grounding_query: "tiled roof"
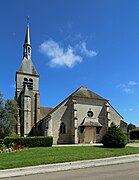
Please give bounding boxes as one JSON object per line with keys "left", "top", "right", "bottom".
{"left": 72, "top": 86, "right": 107, "bottom": 101}
{"left": 40, "top": 106, "right": 53, "bottom": 119}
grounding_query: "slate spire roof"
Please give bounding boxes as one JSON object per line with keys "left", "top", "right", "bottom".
{"left": 17, "top": 21, "right": 39, "bottom": 76}
{"left": 24, "top": 23, "right": 31, "bottom": 47}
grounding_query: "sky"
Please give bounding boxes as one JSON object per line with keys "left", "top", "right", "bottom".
{"left": 0, "top": 0, "right": 139, "bottom": 126}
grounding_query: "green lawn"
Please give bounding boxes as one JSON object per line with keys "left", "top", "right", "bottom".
{"left": 0, "top": 146, "right": 139, "bottom": 170}
{"left": 133, "top": 140, "right": 139, "bottom": 143}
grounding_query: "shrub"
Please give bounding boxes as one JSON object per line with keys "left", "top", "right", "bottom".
{"left": 0, "top": 139, "right": 4, "bottom": 149}
{"left": 0, "top": 139, "right": 4, "bottom": 144}
{"left": 4, "top": 136, "right": 53, "bottom": 148}
{"left": 102, "top": 124, "right": 128, "bottom": 148}
{"left": 130, "top": 130, "right": 139, "bottom": 140}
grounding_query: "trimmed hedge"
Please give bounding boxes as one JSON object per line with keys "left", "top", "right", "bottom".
{"left": 0, "top": 139, "right": 4, "bottom": 148}
{"left": 130, "top": 130, "right": 139, "bottom": 140}
{"left": 0, "top": 139, "right": 4, "bottom": 144}
{"left": 4, "top": 136, "right": 53, "bottom": 148}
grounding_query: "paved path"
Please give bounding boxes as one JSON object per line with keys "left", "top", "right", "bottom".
{"left": 127, "top": 143, "right": 139, "bottom": 147}
{"left": 3, "top": 161, "right": 139, "bottom": 180}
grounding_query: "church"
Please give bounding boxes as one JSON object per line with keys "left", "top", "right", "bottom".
{"left": 15, "top": 23, "right": 127, "bottom": 144}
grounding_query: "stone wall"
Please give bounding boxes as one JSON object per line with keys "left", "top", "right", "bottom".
{"left": 39, "top": 97, "right": 125, "bottom": 144}
{"left": 109, "top": 104, "right": 123, "bottom": 126}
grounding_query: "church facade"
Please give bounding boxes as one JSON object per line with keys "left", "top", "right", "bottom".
{"left": 15, "top": 23, "right": 127, "bottom": 143}
{"left": 35, "top": 86, "right": 126, "bottom": 144}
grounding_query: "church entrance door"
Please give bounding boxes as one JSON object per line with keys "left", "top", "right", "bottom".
{"left": 84, "top": 127, "right": 94, "bottom": 144}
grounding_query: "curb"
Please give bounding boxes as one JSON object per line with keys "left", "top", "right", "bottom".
{"left": 0, "top": 154, "right": 139, "bottom": 179}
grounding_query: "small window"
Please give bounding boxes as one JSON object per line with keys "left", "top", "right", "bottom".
{"left": 23, "top": 78, "right": 28, "bottom": 89}
{"left": 80, "top": 126, "right": 85, "bottom": 134}
{"left": 96, "top": 127, "right": 101, "bottom": 134}
{"left": 29, "top": 79, "right": 33, "bottom": 82}
{"left": 87, "top": 110, "right": 93, "bottom": 117}
{"left": 60, "top": 122, "right": 66, "bottom": 134}
{"left": 46, "top": 122, "right": 49, "bottom": 129}
{"left": 24, "top": 78, "right": 28, "bottom": 81}
{"left": 28, "top": 79, "right": 33, "bottom": 90}
{"left": 23, "top": 78, "right": 33, "bottom": 90}
{"left": 28, "top": 47, "right": 30, "bottom": 53}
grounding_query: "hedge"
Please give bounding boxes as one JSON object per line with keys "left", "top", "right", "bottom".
{"left": 4, "top": 136, "right": 53, "bottom": 148}
{"left": 0, "top": 139, "right": 4, "bottom": 144}
{"left": 130, "top": 130, "right": 139, "bottom": 140}
{"left": 0, "top": 139, "right": 4, "bottom": 148}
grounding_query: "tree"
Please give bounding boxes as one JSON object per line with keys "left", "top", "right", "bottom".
{"left": 0, "top": 92, "right": 4, "bottom": 118}
{"left": 128, "top": 123, "right": 136, "bottom": 131}
{"left": 0, "top": 92, "right": 19, "bottom": 138}
{"left": 102, "top": 124, "right": 128, "bottom": 148}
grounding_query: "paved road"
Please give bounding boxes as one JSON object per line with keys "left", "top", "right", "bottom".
{"left": 3, "top": 161, "right": 139, "bottom": 180}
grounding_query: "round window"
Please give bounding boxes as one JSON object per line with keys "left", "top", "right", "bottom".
{"left": 87, "top": 110, "right": 93, "bottom": 117}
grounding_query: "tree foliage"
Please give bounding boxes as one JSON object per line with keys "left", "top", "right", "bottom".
{"left": 128, "top": 123, "right": 136, "bottom": 131}
{"left": 102, "top": 124, "right": 128, "bottom": 148}
{"left": 0, "top": 92, "right": 18, "bottom": 138}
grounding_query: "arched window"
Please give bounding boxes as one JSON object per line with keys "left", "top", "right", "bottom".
{"left": 29, "top": 78, "right": 33, "bottom": 82}
{"left": 23, "top": 78, "right": 28, "bottom": 89}
{"left": 23, "top": 78, "right": 33, "bottom": 90}
{"left": 28, "top": 78, "right": 33, "bottom": 90}
{"left": 24, "top": 78, "right": 28, "bottom": 81}
{"left": 60, "top": 122, "right": 66, "bottom": 134}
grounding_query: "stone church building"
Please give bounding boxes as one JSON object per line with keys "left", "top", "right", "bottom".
{"left": 15, "top": 23, "right": 127, "bottom": 144}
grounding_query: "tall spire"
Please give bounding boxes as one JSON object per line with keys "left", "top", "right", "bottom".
{"left": 23, "top": 17, "right": 32, "bottom": 59}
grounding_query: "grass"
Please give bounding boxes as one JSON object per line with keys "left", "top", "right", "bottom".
{"left": 0, "top": 146, "right": 139, "bottom": 170}
{"left": 132, "top": 140, "right": 139, "bottom": 143}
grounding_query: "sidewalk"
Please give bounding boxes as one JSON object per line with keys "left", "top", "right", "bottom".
{"left": 1, "top": 153, "right": 139, "bottom": 179}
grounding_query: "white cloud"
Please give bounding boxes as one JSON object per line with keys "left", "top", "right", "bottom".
{"left": 117, "top": 84, "right": 126, "bottom": 89}
{"left": 79, "top": 42, "right": 98, "bottom": 57}
{"left": 128, "top": 81, "right": 137, "bottom": 86}
{"left": 39, "top": 40, "right": 82, "bottom": 68}
{"left": 117, "top": 81, "right": 138, "bottom": 94}
{"left": 124, "top": 108, "right": 133, "bottom": 112}
{"left": 122, "top": 88, "right": 133, "bottom": 94}
{"left": 128, "top": 108, "right": 133, "bottom": 111}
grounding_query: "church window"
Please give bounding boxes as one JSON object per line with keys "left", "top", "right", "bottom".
{"left": 28, "top": 79, "right": 33, "bottom": 90}
{"left": 23, "top": 78, "right": 28, "bottom": 89}
{"left": 23, "top": 78, "right": 33, "bottom": 90}
{"left": 29, "top": 78, "right": 33, "bottom": 82}
{"left": 24, "top": 78, "right": 28, "bottom": 81}
{"left": 87, "top": 110, "right": 93, "bottom": 117}
{"left": 96, "top": 127, "right": 101, "bottom": 134}
{"left": 80, "top": 126, "right": 85, "bottom": 133}
{"left": 60, "top": 122, "right": 66, "bottom": 134}
{"left": 46, "top": 122, "right": 49, "bottom": 129}
{"left": 28, "top": 47, "right": 30, "bottom": 54}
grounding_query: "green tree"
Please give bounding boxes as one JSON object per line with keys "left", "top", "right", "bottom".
{"left": 0, "top": 92, "right": 4, "bottom": 117}
{"left": 102, "top": 124, "right": 128, "bottom": 148}
{"left": 128, "top": 123, "right": 136, "bottom": 131}
{"left": 0, "top": 92, "right": 18, "bottom": 138}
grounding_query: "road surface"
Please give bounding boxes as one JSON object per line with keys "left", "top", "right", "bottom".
{"left": 3, "top": 161, "right": 139, "bottom": 180}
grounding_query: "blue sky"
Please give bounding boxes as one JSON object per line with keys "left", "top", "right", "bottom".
{"left": 0, "top": 0, "right": 139, "bottom": 125}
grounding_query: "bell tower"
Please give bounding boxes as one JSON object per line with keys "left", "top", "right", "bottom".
{"left": 15, "top": 21, "right": 40, "bottom": 136}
